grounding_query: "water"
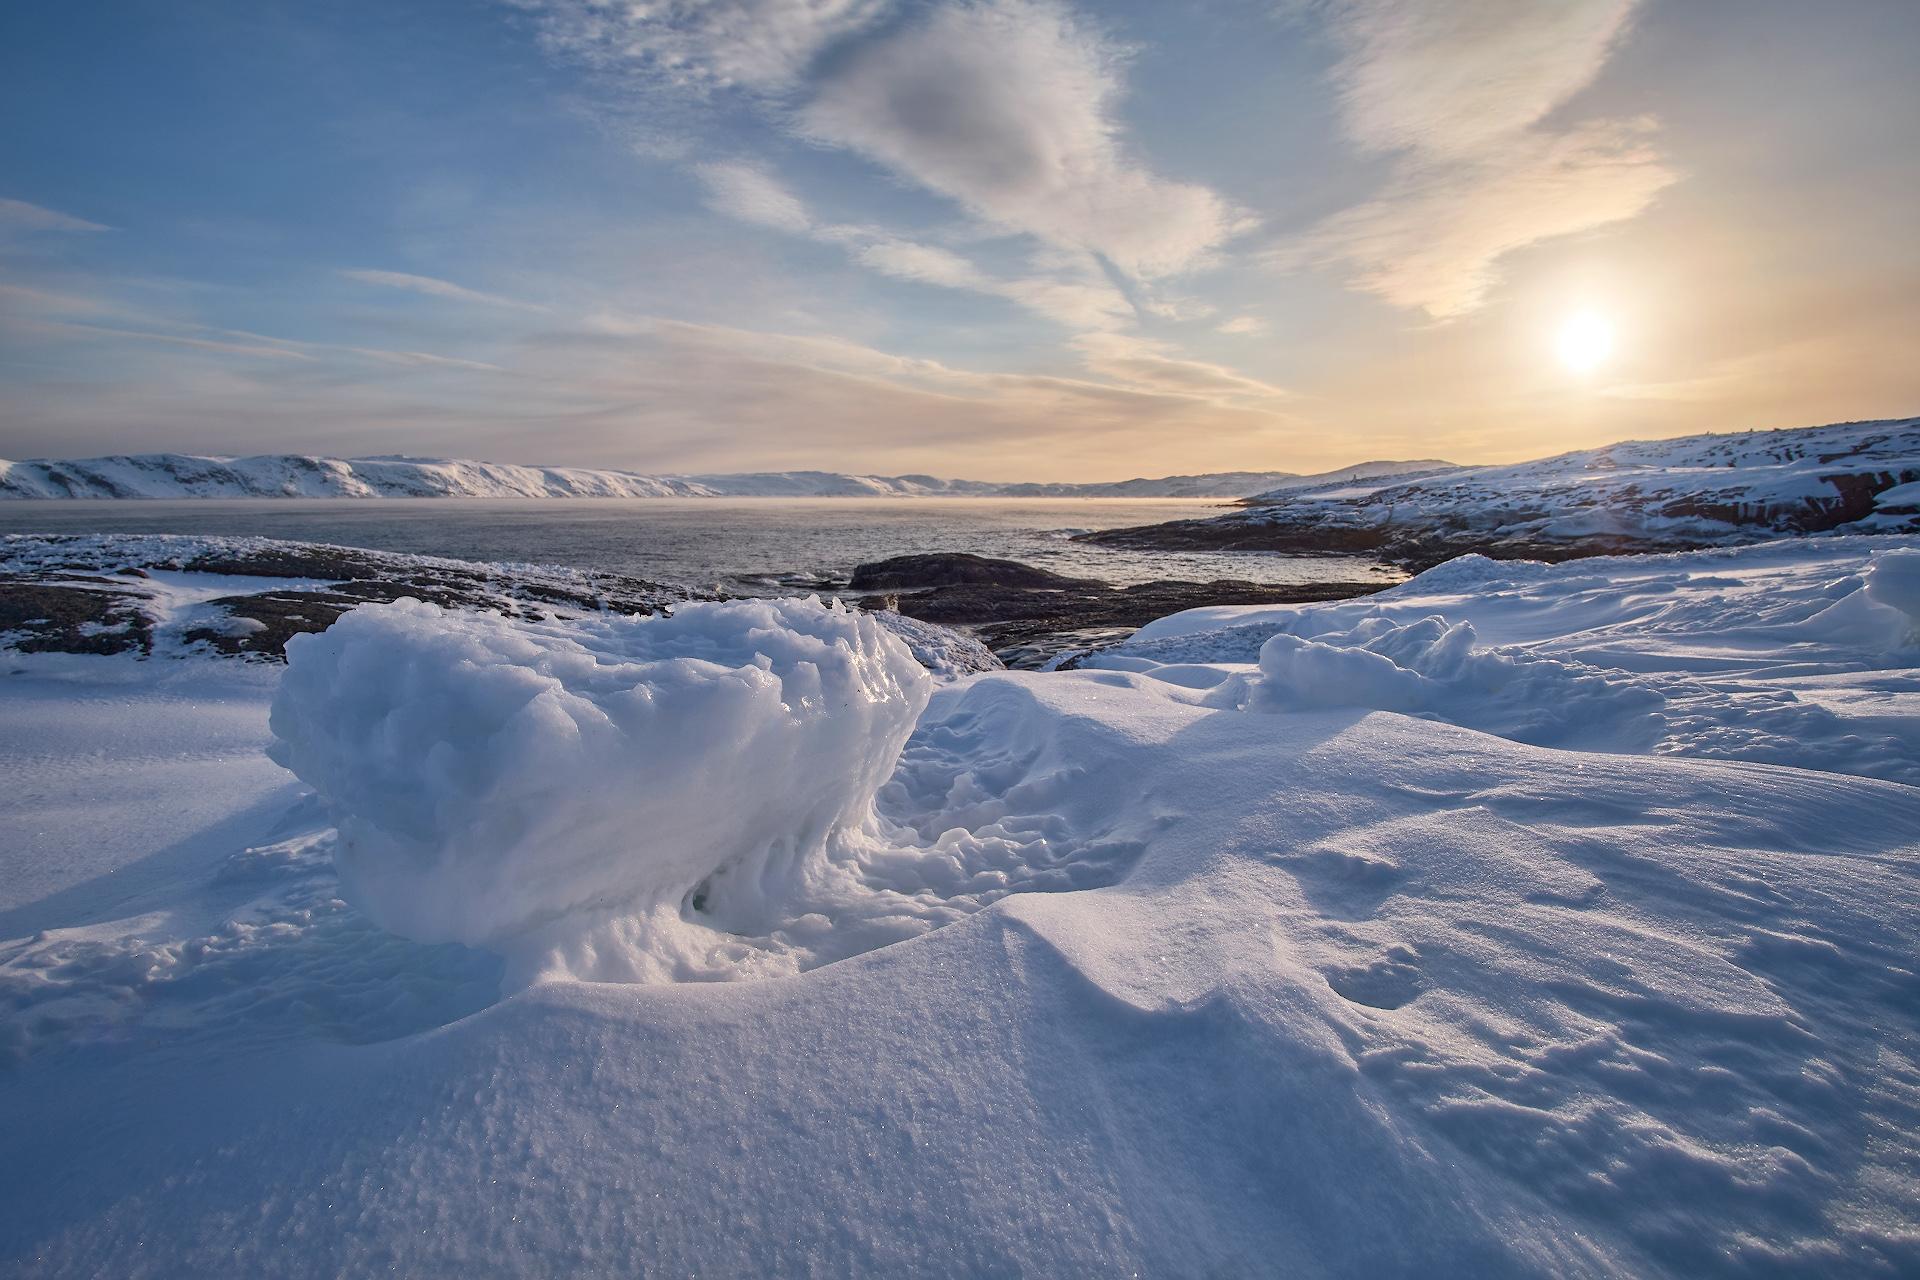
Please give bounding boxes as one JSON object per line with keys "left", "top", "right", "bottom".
{"left": 0, "top": 498, "right": 1400, "bottom": 590}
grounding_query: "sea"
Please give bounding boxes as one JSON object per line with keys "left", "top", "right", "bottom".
{"left": 0, "top": 497, "right": 1401, "bottom": 592}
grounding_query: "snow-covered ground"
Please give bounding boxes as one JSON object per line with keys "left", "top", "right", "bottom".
{"left": 5, "top": 536, "right": 1920, "bottom": 1275}
{"left": 1096, "top": 417, "right": 1920, "bottom": 565}
{"left": 0, "top": 452, "right": 1301, "bottom": 500}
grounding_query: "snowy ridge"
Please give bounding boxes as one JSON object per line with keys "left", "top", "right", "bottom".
{"left": 1227, "top": 416, "right": 1920, "bottom": 551}
{"left": 0, "top": 453, "right": 1301, "bottom": 500}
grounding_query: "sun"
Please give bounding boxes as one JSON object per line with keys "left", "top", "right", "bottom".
{"left": 1556, "top": 310, "right": 1615, "bottom": 374}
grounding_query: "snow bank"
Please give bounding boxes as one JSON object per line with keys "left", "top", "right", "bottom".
{"left": 1867, "top": 548, "right": 1920, "bottom": 638}
{"left": 1250, "top": 615, "right": 1665, "bottom": 747}
{"left": 268, "top": 597, "right": 930, "bottom": 969}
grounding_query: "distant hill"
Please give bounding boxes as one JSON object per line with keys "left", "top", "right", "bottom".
{"left": 0, "top": 453, "right": 1305, "bottom": 501}
{"left": 1081, "top": 416, "right": 1920, "bottom": 567}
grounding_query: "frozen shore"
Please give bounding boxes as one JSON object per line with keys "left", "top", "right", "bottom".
{"left": 4, "top": 533, "right": 1920, "bottom": 1275}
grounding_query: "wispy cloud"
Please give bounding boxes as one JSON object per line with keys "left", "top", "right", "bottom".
{"left": 3, "top": 290, "right": 504, "bottom": 372}
{"left": 1291, "top": 118, "right": 1674, "bottom": 317}
{"left": 1328, "top": 0, "right": 1640, "bottom": 156}
{"left": 1071, "top": 332, "right": 1292, "bottom": 406}
{"left": 519, "top": 0, "right": 889, "bottom": 94}
{"left": 800, "top": 0, "right": 1244, "bottom": 280}
{"left": 1276, "top": 0, "right": 1676, "bottom": 317}
{"left": 693, "top": 160, "right": 1136, "bottom": 328}
{"left": 339, "top": 268, "right": 545, "bottom": 312}
{"left": 0, "top": 197, "right": 110, "bottom": 239}
{"left": 13, "top": 319, "right": 319, "bottom": 361}
{"left": 694, "top": 161, "right": 815, "bottom": 234}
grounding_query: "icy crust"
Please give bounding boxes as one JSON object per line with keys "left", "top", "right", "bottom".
{"left": 268, "top": 597, "right": 932, "bottom": 977}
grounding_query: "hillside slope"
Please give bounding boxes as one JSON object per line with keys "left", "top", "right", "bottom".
{"left": 1087, "top": 416, "right": 1920, "bottom": 566}
{"left": 0, "top": 454, "right": 1300, "bottom": 501}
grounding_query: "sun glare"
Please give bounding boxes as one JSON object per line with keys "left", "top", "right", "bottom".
{"left": 1556, "top": 310, "right": 1614, "bottom": 374}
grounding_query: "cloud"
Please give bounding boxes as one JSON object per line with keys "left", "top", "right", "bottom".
{"left": 694, "top": 162, "right": 816, "bottom": 234}
{"left": 11, "top": 319, "right": 319, "bottom": 361}
{"left": 1071, "top": 332, "right": 1291, "bottom": 405}
{"left": 4, "top": 290, "right": 504, "bottom": 372}
{"left": 1216, "top": 315, "right": 1268, "bottom": 336}
{"left": 0, "top": 197, "right": 110, "bottom": 240}
{"left": 498, "top": 314, "right": 1297, "bottom": 473}
{"left": 339, "top": 268, "right": 543, "bottom": 311}
{"left": 692, "top": 160, "right": 1136, "bottom": 327}
{"left": 1276, "top": 0, "right": 1675, "bottom": 317}
{"left": 1326, "top": 0, "right": 1640, "bottom": 157}
{"left": 800, "top": 0, "right": 1243, "bottom": 279}
{"left": 518, "top": 0, "right": 888, "bottom": 94}
{"left": 1293, "top": 118, "right": 1676, "bottom": 317}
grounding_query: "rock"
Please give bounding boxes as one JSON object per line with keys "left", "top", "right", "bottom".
{"left": 849, "top": 553, "right": 1093, "bottom": 591}
{"left": 868, "top": 575, "right": 1388, "bottom": 668}
{"left": 0, "top": 578, "right": 154, "bottom": 656}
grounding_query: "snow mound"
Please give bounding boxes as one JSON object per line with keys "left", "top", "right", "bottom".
{"left": 268, "top": 597, "right": 931, "bottom": 976}
{"left": 1867, "top": 548, "right": 1920, "bottom": 639}
{"left": 1250, "top": 615, "right": 1666, "bottom": 748}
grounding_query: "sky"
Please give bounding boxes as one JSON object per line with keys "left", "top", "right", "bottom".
{"left": 1, "top": 0, "right": 1916, "bottom": 481}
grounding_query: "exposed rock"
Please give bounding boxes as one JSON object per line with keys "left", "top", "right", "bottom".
{"left": 866, "top": 567, "right": 1387, "bottom": 667}
{"left": 0, "top": 577, "right": 154, "bottom": 656}
{"left": 850, "top": 553, "right": 1094, "bottom": 591}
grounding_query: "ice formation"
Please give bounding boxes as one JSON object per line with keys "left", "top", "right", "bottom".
{"left": 267, "top": 596, "right": 931, "bottom": 974}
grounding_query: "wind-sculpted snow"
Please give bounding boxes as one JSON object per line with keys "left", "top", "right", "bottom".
{"left": 1248, "top": 616, "right": 1667, "bottom": 749}
{"left": 1113, "top": 535, "right": 1920, "bottom": 784}
{"left": 6, "top": 538, "right": 1920, "bottom": 1275}
{"left": 1868, "top": 547, "right": 1920, "bottom": 639}
{"left": 268, "top": 597, "right": 933, "bottom": 984}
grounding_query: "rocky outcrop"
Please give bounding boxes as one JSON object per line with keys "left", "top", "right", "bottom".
{"left": 859, "top": 558, "right": 1388, "bottom": 666}
{"left": 849, "top": 553, "right": 1094, "bottom": 591}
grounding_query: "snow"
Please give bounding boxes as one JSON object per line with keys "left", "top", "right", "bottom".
{"left": 0, "top": 453, "right": 1298, "bottom": 500}
{"left": 1867, "top": 548, "right": 1920, "bottom": 636}
{"left": 268, "top": 597, "right": 932, "bottom": 985}
{"left": 5, "top": 534, "right": 1920, "bottom": 1275}
{"left": 1221, "top": 416, "right": 1920, "bottom": 552}
{"left": 1116, "top": 537, "right": 1920, "bottom": 783}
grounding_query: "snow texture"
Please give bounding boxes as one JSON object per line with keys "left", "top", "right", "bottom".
{"left": 5, "top": 534, "right": 1920, "bottom": 1276}
{"left": 268, "top": 597, "right": 931, "bottom": 981}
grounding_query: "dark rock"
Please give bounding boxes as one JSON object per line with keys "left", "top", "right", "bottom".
{"left": 868, "top": 575, "right": 1388, "bottom": 667}
{"left": 850, "top": 553, "right": 1094, "bottom": 591}
{"left": 5, "top": 536, "right": 702, "bottom": 663}
{"left": 0, "top": 579, "right": 153, "bottom": 656}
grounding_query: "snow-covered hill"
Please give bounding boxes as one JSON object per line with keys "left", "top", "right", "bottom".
{"left": 0, "top": 453, "right": 1301, "bottom": 500}
{"left": 1089, "top": 416, "right": 1920, "bottom": 564}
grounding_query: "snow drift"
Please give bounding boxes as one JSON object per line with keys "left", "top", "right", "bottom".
{"left": 9, "top": 535, "right": 1920, "bottom": 1275}
{"left": 267, "top": 596, "right": 930, "bottom": 981}
{"left": 1249, "top": 615, "right": 1666, "bottom": 749}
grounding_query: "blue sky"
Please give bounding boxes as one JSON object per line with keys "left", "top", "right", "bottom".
{"left": 2, "top": 0, "right": 1916, "bottom": 479}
